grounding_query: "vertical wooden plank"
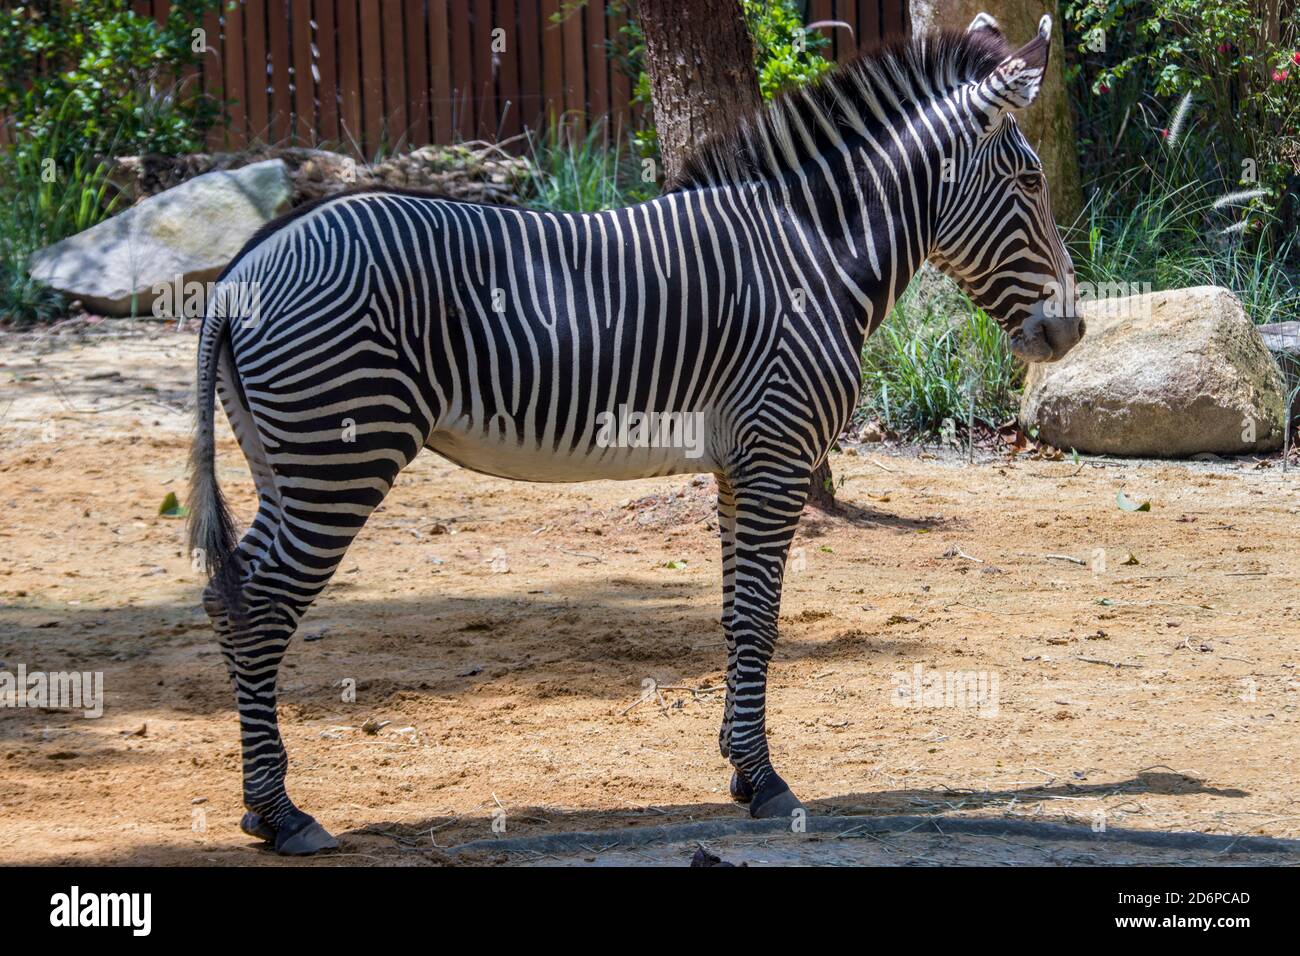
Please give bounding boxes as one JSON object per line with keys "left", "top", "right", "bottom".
{"left": 606, "top": 0, "right": 631, "bottom": 137}
{"left": 290, "top": 0, "right": 314, "bottom": 143}
{"left": 449, "top": 0, "right": 475, "bottom": 140}
{"left": 516, "top": 0, "right": 541, "bottom": 134}
{"left": 404, "top": 0, "right": 430, "bottom": 147}
{"left": 828, "top": 0, "right": 846, "bottom": 60}
{"left": 429, "top": 0, "right": 453, "bottom": 143}
{"left": 382, "top": 1, "right": 409, "bottom": 148}
{"left": 315, "top": 0, "right": 340, "bottom": 143}
{"left": 882, "top": 0, "right": 905, "bottom": 41}
{"left": 496, "top": 0, "right": 521, "bottom": 139}
{"left": 860, "top": 0, "right": 881, "bottom": 48}
{"left": 244, "top": 0, "right": 269, "bottom": 142}
{"left": 337, "top": 1, "right": 362, "bottom": 151}
{"left": 584, "top": 0, "right": 606, "bottom": 129}
{"left": 561, "top": 0, "right": 584, "bottom": 131}
{"left": 202, "top": 6, "right": 224, "bottom": 149}
{"left": 225, "top": 0, "right": 248, "bottom": 145}
{"left": 360, "top": 2, "right": 385, "bottom": 153}
{"left": 268, "top": 0, "right": 294, "bottom": 144}
{"left": 472, "top": 0, "right": 496, "bottom": 138}
{"left": 540, "top": 0, "right": 564, "bottom": 129}
{"left": 809, "top": 0, "right": 833, "bottom": 61}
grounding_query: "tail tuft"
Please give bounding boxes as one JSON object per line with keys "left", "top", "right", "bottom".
{"left": 188, "top": 299, "right": 243, "bottom": 618}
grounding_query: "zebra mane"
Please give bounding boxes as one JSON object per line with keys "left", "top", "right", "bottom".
{"left": 667, "top": 27, "right": 1013, "bottom": 192}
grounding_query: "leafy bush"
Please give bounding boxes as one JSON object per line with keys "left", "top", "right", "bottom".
{"left": 1063, "top": 0, "right": 1300, "bottom": 251}
{"left": 0, "top": 102, "right": 122, "bottom": 325}
{"left": 858, "top": 286, "right": 1023, "bottom": 438}
{"left": 0, "top": 0, "right": 222, "bottom": 166}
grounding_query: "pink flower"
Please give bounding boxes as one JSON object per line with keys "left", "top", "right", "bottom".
{"left": 1273, "top": 69, "right": 1290, "bottom": 82}
{"left": 1160, "top": 128, "right": 1169, "bottom": 139}
{"left": 1098, "top": 82, "right": 1110, "bottom": 94}
{"left": 1293, "top": 51, "right": 1300, "bottom": 66}
{"left": 1217, "top": 43, "right": 1230, "bottom": 55}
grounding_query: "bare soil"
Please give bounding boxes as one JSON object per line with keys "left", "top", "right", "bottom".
{"left": 1, "top": 323, "right": 1297, "bottom": 866}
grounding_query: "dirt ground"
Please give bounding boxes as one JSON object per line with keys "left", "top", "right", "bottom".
{"left": 1, "top": 321, "right": 1298, "bottom": 866}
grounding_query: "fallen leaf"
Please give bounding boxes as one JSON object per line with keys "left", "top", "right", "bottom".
{"left": 1116, "top": 491, "right": 1151, "bottom": 512}
{"left": 158, "top": 491, "right": 188, "bottom": 518}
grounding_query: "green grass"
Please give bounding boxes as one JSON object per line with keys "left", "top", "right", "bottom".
{"left": 1072, "top": 162, "right": 1300, "bottom": 328}
{"left": 859, "top": 156, "right": 1300, "bottom": 442}
{"left": 858, "top": 284, "right": 1023, "bottom": 438}
{"left": 524, "top": 116, "right": 656, "bottom": 213}
{"left": 1, "top": 101, "right": 121, "bottom": 326}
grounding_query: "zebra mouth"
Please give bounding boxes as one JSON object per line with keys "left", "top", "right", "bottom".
{"left": 1011, "top": 309, "right": 1084, "bottom": 363}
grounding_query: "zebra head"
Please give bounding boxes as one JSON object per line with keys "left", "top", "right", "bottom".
{"left": 930, "top": 14, "right": 1084, "bottom": 363}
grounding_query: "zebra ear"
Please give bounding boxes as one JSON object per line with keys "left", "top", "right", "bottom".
{"left": 976, "top": 14, "right": 1051, "bottom": 111}
{"left": 966, "top": 12, "right": 1001, "bottom": 35}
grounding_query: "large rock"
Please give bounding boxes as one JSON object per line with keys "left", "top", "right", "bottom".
{"left": 1020, "top": 286, "right": 1288, "bottom": 456}
{"left": 28, "top": 159, "right": 292, "bottom": 316}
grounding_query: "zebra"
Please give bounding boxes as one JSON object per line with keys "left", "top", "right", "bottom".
{"left": 189, "top": 14, "right": 1084, "bottom": 854}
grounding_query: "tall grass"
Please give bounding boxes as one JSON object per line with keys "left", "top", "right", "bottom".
{"left": 524, "top": 116, "right": 656, "bottom": 213}
{"left": 1075, "top": 167, "right": 1300, "bottom": 327}
{"left": 858, "top": 286, "right": 1022, "bottom": 438}
{"left": 1, "top": 99, "right": 121, "bottom": 326}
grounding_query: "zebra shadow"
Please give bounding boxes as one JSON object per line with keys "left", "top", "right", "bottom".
{"left": 332, "top": 768, "right": 1252, "bottom": 865}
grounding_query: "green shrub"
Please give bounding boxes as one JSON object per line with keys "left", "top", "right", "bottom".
{"left": 0, "top": 0, "right": 222, "bottom": 166}
{"left": 1063, "top": 0, "right": 1300, "bottom": 253}
{"left": 858, "top": 288, "right": 1022, "bottom": 438}
{"left": 0, "top": 99, "right": 122, "bottom": 326}
{"left": 525, "top": 116, "right": 657, "bottom": 213}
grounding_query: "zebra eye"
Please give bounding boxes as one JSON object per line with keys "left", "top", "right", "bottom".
{"left": 1017, "top": 171, "right": 1044, "bottom": 191}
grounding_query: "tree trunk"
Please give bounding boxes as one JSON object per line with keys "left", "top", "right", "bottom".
{"left": 911, "top": 0, "right": 1083, "bottom": 227}
{"left": 638, "top": 0, "right": 839, "bottom": 510}
{"left": 637, "top": 0, "right": 762, "bottom": 185}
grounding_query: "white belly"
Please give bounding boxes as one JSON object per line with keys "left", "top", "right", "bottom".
{"left": 425, "top": 414, "right": 718, "bottom": 482}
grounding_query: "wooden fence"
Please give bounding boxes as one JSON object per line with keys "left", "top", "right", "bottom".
{"left": 142, "top": 1, "right": 910, "bottom": 154}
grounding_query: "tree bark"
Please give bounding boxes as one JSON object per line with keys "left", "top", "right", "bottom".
{"left": 638, "top": 0, "right": 840, "bottom": 510}
{"left": 637, "top": 0, "right": 762, "bottom": 186}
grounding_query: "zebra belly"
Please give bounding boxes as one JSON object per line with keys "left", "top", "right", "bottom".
{"left": 425, "top": 419, "right": 718, "bottom": 482}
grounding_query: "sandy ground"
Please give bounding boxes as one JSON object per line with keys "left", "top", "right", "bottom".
{"left": 0, "top": 322, "right": 1298, "bottom": 866}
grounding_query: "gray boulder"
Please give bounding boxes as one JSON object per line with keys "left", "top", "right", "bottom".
{"left": 28, "top": 159, "right": 291, "bottom": 317}
{"left": 1020, "top": 286, "right": 1287, "bottom": 456}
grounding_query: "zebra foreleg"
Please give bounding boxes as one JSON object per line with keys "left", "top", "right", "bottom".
{"left": 716, "top": 476, "right": 759, "bottom": 805}
{"left": 722, "top": 473, "right": 809, "bottom": 820}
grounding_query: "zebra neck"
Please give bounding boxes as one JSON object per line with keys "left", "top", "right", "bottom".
{"left": 734, "top": 128, "right": 939, "bottom": 352}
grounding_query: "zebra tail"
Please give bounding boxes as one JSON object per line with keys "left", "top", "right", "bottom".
{"left": 187, "top": 298, "right": 242, "bottom": 616}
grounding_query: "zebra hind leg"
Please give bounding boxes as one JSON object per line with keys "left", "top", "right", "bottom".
{"left": 210, "top": 474, "right": 395, "bottom": 854}
{"left": 721, "top": 471, "right": 810, "bottom": 820}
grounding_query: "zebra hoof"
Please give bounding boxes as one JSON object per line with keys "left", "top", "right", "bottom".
{"left": 274, "top": 813, "right": 339, "bottom": 856}
{"left": 750, "top": 784, "right": 805, "bottom": 821}
{"left": 240, "top": 811, "right": 275, "bottom": 842}
{"left": 729, "top": 769, "right": 754, "bottom": 804}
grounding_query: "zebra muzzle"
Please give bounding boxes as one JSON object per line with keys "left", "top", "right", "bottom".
{"left": 1012, "top": 307, "right": 1084, "bottom": 363}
